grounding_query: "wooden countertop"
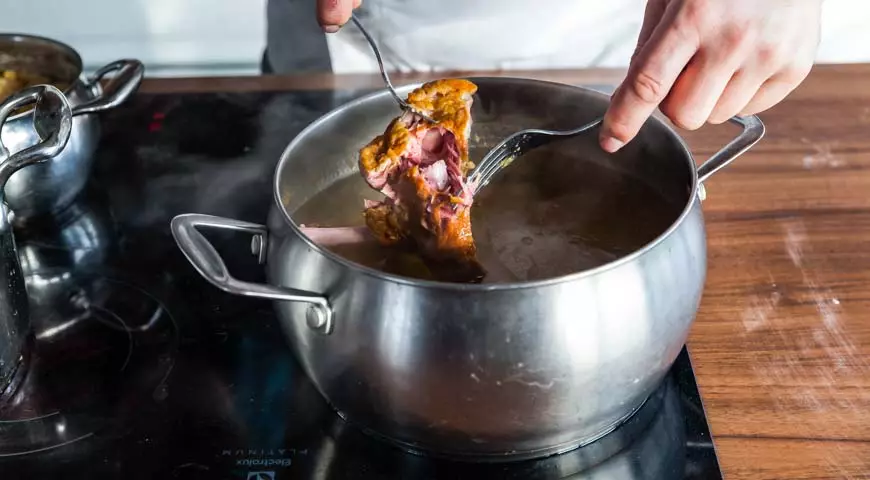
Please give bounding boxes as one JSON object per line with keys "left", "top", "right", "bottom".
{"left": 141, "top": 64, "right": 870, "bottom": 479}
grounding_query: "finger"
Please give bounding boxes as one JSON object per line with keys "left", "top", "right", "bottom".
{"left": 600, "top": 7, "right": 699, "bottom": 153}
{"left": 740, "top": 66, "right": 812, "bottom": 115}
{"left": 707, "top": 69, "right": 768, "bottom": 124}
{"left": 659, "top": 50, "right": 741, "bottom": 130}
{"left": 317, "top": 0, "right": 355, "bottom": 32}
{"left": 632, "top": 0, "right": 667, "bottom": 62}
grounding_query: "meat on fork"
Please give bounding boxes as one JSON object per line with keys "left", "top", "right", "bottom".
{"left": 358, "top": 79, "right": 485, "bottom": 282}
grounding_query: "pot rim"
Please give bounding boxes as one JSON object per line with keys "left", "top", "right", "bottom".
{"left": 0, "top": 33, "right": 84, "bottom": 86}
{"left": 0, "top": 33, "right": 89, "bottom": 122}
{"left": 273, "top": 76, "right": 702, "bottom": 292}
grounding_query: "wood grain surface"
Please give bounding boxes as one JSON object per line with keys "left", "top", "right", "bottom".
{"left": 141, "top": 64, "right": 870, "bottom": 479}
{"left": 682, "top": 64, "right": 870, "bottom": 480}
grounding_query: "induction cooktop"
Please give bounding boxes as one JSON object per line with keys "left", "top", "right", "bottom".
{"left": 0, "top": 87, "right": 722, "bottom": 479}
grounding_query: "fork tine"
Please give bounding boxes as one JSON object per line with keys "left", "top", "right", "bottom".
{"left": 475, "top": 158, "right": 505, "bottom": 185}
{"left": 452, "top": 143, "right": 508, "bottom": 212}
{"left": 474, "top": 153, "right": 511, "bottom": 188}
{"left": 458, "top": 117, "right": 604, "bottom": 209}
{"left": 471, "top": 155, "right": 499, "bottom": 181}
{"left": 467, "top": 159, "right": 495, "bottom": 188}
{"left": 476, "top": 139, "right": 516, "bottom": 176}
{"left": 476, "top": 141, "right": 512, "bottom": 171}
{"left": 466, "top": 146, "right": 509, "bottom": 192}
{"left": 476, "top": 165, "right": 501, "bottom": 190}
{"left": 407, "top": 106, "right": 439, "bottom": 125}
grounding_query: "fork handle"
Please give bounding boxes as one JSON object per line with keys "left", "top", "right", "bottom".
{"left": 350, "top": 15, "right": 404, "bottom": 107}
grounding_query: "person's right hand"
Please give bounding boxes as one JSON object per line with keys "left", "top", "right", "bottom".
{"left": 599, "top": 0, "right": 821, "bottom": 154}
{"left": 317, "top": 0, "right": 362, "bottom": 33}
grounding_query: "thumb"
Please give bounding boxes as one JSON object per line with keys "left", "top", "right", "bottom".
{"left": 317, "top": 0, "right": 357, "bottom": 32}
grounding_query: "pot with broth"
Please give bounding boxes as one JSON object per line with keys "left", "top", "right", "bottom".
{"left": 172, "top": 78, "right": 763, "bottom": 458}
{"left": 292, "top": 142, "right": 681, "bottom": 284}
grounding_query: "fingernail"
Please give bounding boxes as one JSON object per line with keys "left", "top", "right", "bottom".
{"left": 600, "top": 136, "right": 625, "bottom": 153}
{"left": 323, "top": 24, "right": 340, "bottom": 33}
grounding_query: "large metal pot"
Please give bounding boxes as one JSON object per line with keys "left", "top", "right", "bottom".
{"left": 0, "top": 84, "right": 73, "bottom": 402}
{"left": 0, "top": 34, "right": 143, "bottom": 221}
{"left": 171, "top": 78, "right": 764, "bottom": 459}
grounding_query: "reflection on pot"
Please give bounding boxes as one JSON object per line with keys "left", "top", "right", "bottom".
{"left": 297, "top": 376, "right": 685, "bottom": 480}
{"left": 16, "top": 196, "right": 113, "bottom": 334}
{"left": 0, "top": 190, "right": 179, "bottom": 462}
{"left": 0, "top": 84, "right": 73, "bottom": 406}
{"left": 208, "top": 326, "right": 691, "bottom": 479}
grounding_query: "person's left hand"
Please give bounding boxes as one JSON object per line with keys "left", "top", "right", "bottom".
{"left": 317, "top": 0, "right": 363, "bottom": 32}
{"left": 600, "top": 0, "right": 822, "bottom": 153}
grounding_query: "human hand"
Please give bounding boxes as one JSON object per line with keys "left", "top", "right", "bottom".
{"left": 600, "top": 0, "right": 822, "bottom": 153}
{"left": 317, "top": 0, "right": 362, "bottom": 33}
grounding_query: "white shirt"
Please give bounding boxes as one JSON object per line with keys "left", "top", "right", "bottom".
{"left": 327, "top": 0, "right": 648, "bottom": 74}
{"left": 325, "top": 0, "right": 870, "bottom": 75}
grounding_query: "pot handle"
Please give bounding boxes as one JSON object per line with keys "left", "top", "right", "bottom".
{"left": 170, "top": 213, "right": 334, "bottom": 335}
{"left": 696, "top": 115, "right": 765, "bottom": 184}
{"left": 72, "top": 59, "right": 145, "bottom": 116}
{"left": 0, "top": 85, "right": 73, "bottom": 188}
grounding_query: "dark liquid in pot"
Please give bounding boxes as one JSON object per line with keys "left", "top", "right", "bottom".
{"left": 293, "top": 146, "right": 684, "bottom": 284}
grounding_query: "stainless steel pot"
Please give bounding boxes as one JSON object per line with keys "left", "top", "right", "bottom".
{"left": 0, "top": 84, "right": 72, "bottom": 400}
{"left": 171, "top": 78, "right": 764, "bottom": 459}
{"left": 0, "top": 34, "right": 144, "bottom": 221}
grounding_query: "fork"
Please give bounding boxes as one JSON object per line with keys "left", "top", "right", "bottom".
{"left": 465, "top": 117, "right": 604, "bottom": 196}
{"left": 350, "top": 15, "right": 437, "bottom": 124}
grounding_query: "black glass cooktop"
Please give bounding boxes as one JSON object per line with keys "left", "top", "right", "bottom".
{"left": 0, "top": 88, "right": 723, "bottom": 479}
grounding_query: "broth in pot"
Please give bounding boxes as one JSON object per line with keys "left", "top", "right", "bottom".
{"left": 293, "top": 140, "right": 682, "bottom": 284}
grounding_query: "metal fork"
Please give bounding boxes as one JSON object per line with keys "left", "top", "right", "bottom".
{"left": 350, "top": 15, "right": 437, "bottom": 124}
{"left": 465, "top": 117, "right": 604, "bottom": 195}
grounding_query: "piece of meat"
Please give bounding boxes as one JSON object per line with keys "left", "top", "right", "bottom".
{"left": 300, "top": 225, "right": 374, "bottom": 248}
{"left": 358, "top": 79, "right": 484, "bottom": 282}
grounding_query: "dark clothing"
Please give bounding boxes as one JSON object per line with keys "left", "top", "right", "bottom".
{"left": 264, "top": 0, "right": 332, "bottom": 74}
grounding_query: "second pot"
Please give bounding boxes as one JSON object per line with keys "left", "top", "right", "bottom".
{"left": 0, "top": 34, "right": 144, "bottom": 221}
